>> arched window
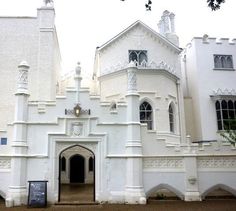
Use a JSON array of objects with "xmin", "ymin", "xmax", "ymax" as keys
[
  {"xmin": 214, "ymin": 55, "xmax": 233, "ymax": 69},
  {"xmin": 89, "ymin": 157, "xmax": 94, "ymax": 171},
  {"xmin": 139, "ymin": 51, "xmax": 147, "ymax": 66},
  {"xmin": 215, "ymin": 100, "xmax": 236, "ymax": 130},
  {"xmin": 169, "ymin": 104, "xmax": 174, "ymax": 133},
  {"xmin": 129, "ymin": 50, "xmax": 147, "ymax": 66},
  {"xmin": 214, "ymin": 55, "xmax": 221, "ymax": 68},
  {"xmin": 129, "ymin": 51, "xmax": 138, "ymax": 63},
  {"xmin": 61, "ymin": 156, "xmax": 66, "ymax": 171},
  {"xmin": 140, "ymin": 101, "xmax": 153, "ymax": 130}
]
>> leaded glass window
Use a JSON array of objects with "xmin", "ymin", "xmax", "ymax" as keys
[
  {"xmin": 129, "ymin": 50, "xmax": 147, "ymax": 66},
  {"xmin": 140, "ymin": 101, "xmax": 153, "ymax": 130},
  {"xmin": 215, "ymin": 100, "xmax": 236, "ymax": 130},
  {"xmin": 214, "ymin": 55, "xmax": 233, "ymax": 69},
  {"xmin": 169, "ymin": 104, "xmax": 174, "ymax": 132}
]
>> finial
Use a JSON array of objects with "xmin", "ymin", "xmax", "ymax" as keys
[
  {"xmin": 43, "ymin": 0, "xmax": 54, "ymax": 7},
  {"xmin": 203, "ymin": 34, "xmax": 209, "ymax": 42},
  {"xmin": 127, "ymin": 60, "xmax": 136, "ymax": 68},
  {"xmin": 17, "ymin": 61, "xmax": 30, "ymax": 94},
  {"xmin": 75, "ymin": 62, "xmax": 81, "ymax": 75}
]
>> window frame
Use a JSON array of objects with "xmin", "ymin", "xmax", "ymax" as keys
[
  {"xmin": 215, "ymin": 99, "xmax": 236, "ymax": 130},
  {"xmin": 213, "ymin": 54, "xmax": 234, "ymax": 70},
  {"xmin": 139, "ymin": 101, "xmax": 153, "ymax": 130},
  {"xmin": 129, "ymin": 50, "xmax": 148, "ymax": 66},
  {"xmin": 169, "ymin": 104, "xmax": 175, "ymax": 133}
]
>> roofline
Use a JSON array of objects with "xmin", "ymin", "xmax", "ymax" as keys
[
  {"xmin": 0, "ymin": 16, "xmax": 37, "ymax": 19},
  {"xmin": 97, "ymin": 20, "xmax": 181, "ymax": 53}
]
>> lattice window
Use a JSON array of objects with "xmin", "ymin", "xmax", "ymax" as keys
[
  {"xmin": 140, "ymin": 101, "xmax": 153, "ymax": 130},
  {"xmin": 214, "ymin": 55, "xmax": 233, "ymax": 69},
  {"xmin": 169, "ymin": 104, "xmax": 174, "ymax": 132},
  {"xmin": 215, "ymin": 100, "xmax": 236, "ymax": 130},
  {"xmin": 129, "ymin": 50, "xmax": 147, "ymax": 66}
]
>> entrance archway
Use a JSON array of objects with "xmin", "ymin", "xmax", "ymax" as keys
[
  {"xmin": 70, "ymin": 154, "xmax": 85, "ymax": 183},
  {"xmin": 58, "ymin": 145, "xmax": 95, "ymax": 203}
]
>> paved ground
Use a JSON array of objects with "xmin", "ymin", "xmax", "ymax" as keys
[
  {"xmin": 60, "ymin": 184, "xmax": 94, "ymax": 203},
  {"xmin": 1, "ymin": 184, "xmax": 236, "ymax": 210},
  {"xmin": 0, "ymin": 200, "xmax": 236, "ymax": 211}
]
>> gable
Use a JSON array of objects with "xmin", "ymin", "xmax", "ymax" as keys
[
  {"xmin": 98, "ymin": 21, "xmax": 181, "ymax": 53},
  {"xmin": 94, "ymin": 21, "xmax": 181, "ymax": 77}
]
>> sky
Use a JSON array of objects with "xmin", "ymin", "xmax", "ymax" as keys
[{"xmin": 0, "ymin": 0, "xmax": 236, "ymax": 80}]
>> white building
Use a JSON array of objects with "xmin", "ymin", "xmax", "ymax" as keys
[{"xmin": 0, "ymin": 2, "xmax": 235, "ymax": 207}]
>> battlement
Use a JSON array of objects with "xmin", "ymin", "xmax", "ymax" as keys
[{"xmin": 192, "ymin": 35, "xmax": 236, "ymax": 45}]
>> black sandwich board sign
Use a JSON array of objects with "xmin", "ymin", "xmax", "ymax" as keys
[{"xmin": 28, "ymin": 181, "xmax": 48, "ymax": 207}]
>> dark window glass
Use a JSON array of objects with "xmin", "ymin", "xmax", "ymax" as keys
[
  {"xmin": 0, "ymin": 138, "xmax": 7, "ymax": 145},
  {"xmin": 129, "ymin": 50, "xmax": 147, "ymax": 66},
  {"xmin": 215, "ymin": 100, "xmax": 236, "ymax": 130},
  {"xmin": 221, "ymin": 100, "xmax": 227, "ymax": 109},
  {"xmin": 214, "ymin": 55, "xmax": 233, "ymax": 69},
  {"xmin": 215, "ymin": 101, "xmax": 220, "ymax": 110},
  {"xmin": 140, "ymin": 101, "xmax": 153, "ymax": 130},
  {"xmin": 169, "ymin": 104, "xmax": 174, "ymax": 132},
  {"xmin": 89, "ymin": 157, "xmax": 94, "ymax": 171},
  {"xmin": 61, "ymin": 156, "xmax": 66, "ymax": 171}
]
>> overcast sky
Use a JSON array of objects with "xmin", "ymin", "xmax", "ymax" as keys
[{"xmin": 1, "ymin": 0, "xmax": 236, "ymax": 80}]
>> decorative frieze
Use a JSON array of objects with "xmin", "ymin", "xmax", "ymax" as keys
[
  {"xmin": 143, "ymin": 157, "xmax": 183, "ymax": 169},
  {"xmin": 0, "ymin": 158, "xmax": 11, "ymax": 169},
  {"xmin": 197, "ymin": 157, "xmax": 236, "ymax": 168}
]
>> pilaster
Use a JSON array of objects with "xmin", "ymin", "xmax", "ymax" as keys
[
  {"xmin": 176, "ymin": 79, "xmax": 187, "ymax": 144},
  {"xmin": 184, "ymin": 156, "xmax": 201, "ymax": 201},
  {"xmin": 6, "ymin": 62, "xmax": 30, "ymax": 207},
  {"xmin": 37, "ymin": 4, "xmax": 56, "ymax": 101},
  {"xmin": 125, "ymin": 62, "xmax": 146, "ymax": 204}
]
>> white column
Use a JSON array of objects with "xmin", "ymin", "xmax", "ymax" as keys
[
  {"xmin": 74, "ymin": 62, "xmax": 82, "ymax": 103},
  {"xmin": 125, "ymin": 62, "xmax": 146, "ymax": 204},
  {"xmin": 6, "ymin": 61, "xmax": 30, "ymax": 207}
]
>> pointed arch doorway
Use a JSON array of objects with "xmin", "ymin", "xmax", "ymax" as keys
[{"xmin": 58, "ymin": 145, "xmax": 95, "ymax": 203}]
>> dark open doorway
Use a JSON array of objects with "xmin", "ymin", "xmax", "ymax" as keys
[
  {"xmin": 58, "ymin": 145, "xmax": 95, "ymax": 203},
  {"xmin": 70, "ymin": 154, "xmax": 85, "ymax": 183}
]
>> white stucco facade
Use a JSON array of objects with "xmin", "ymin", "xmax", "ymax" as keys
[{"xmin": 0, "ymin": 4, "xmax": 235, "ymax": 207}]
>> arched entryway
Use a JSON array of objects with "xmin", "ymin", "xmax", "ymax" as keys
[{"xmin": 58, "ymin": 145, "xmax": 95, "ymax": 203}]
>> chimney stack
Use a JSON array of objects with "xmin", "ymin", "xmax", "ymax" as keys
[{"xmin": 158, "ymin": 10, "xmax": 179, "ymax": 46}]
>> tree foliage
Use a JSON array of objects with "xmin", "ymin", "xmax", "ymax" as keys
[
  {"xmin": 207, "ymin": 0, "xmax": 225, "ymax": 10},
  {"xmin": 120, "ymin": 0, "xmax": 226, "ymax": 11},
  {"xmin": 220, "ymin": 120, "xmax": 236, "ymax": 146}
]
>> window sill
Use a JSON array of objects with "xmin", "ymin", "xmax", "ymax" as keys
[{"xmin": 213, "ymin": 68, "xmax": 235, "ymax": 71}]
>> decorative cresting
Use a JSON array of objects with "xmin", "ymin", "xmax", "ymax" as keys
[
  {"xmin": 197, "ymin": 157, "xmax": 236, "ymax": 168},
  {"xmin": 127, "ymin": 61, "xmax": 137, "ymax": 92},
  {"xmin": 17, "ymin": 61, "xmax": 30, "ymax": 94},
  {"xmin": 211, "ymin": 88, "xmax": 236, "ymax": 96},
  {"xmin": 144, "ymin": 157, "xmax": 184, "ymax": 169},
  {"xmin": 102, "ymin": 60, "xmax": 176, "ymax": 76}
]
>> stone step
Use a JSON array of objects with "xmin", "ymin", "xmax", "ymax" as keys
[{"xmin": 55, "ymin": 201, "xmax": 99, "ymax": 206}]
